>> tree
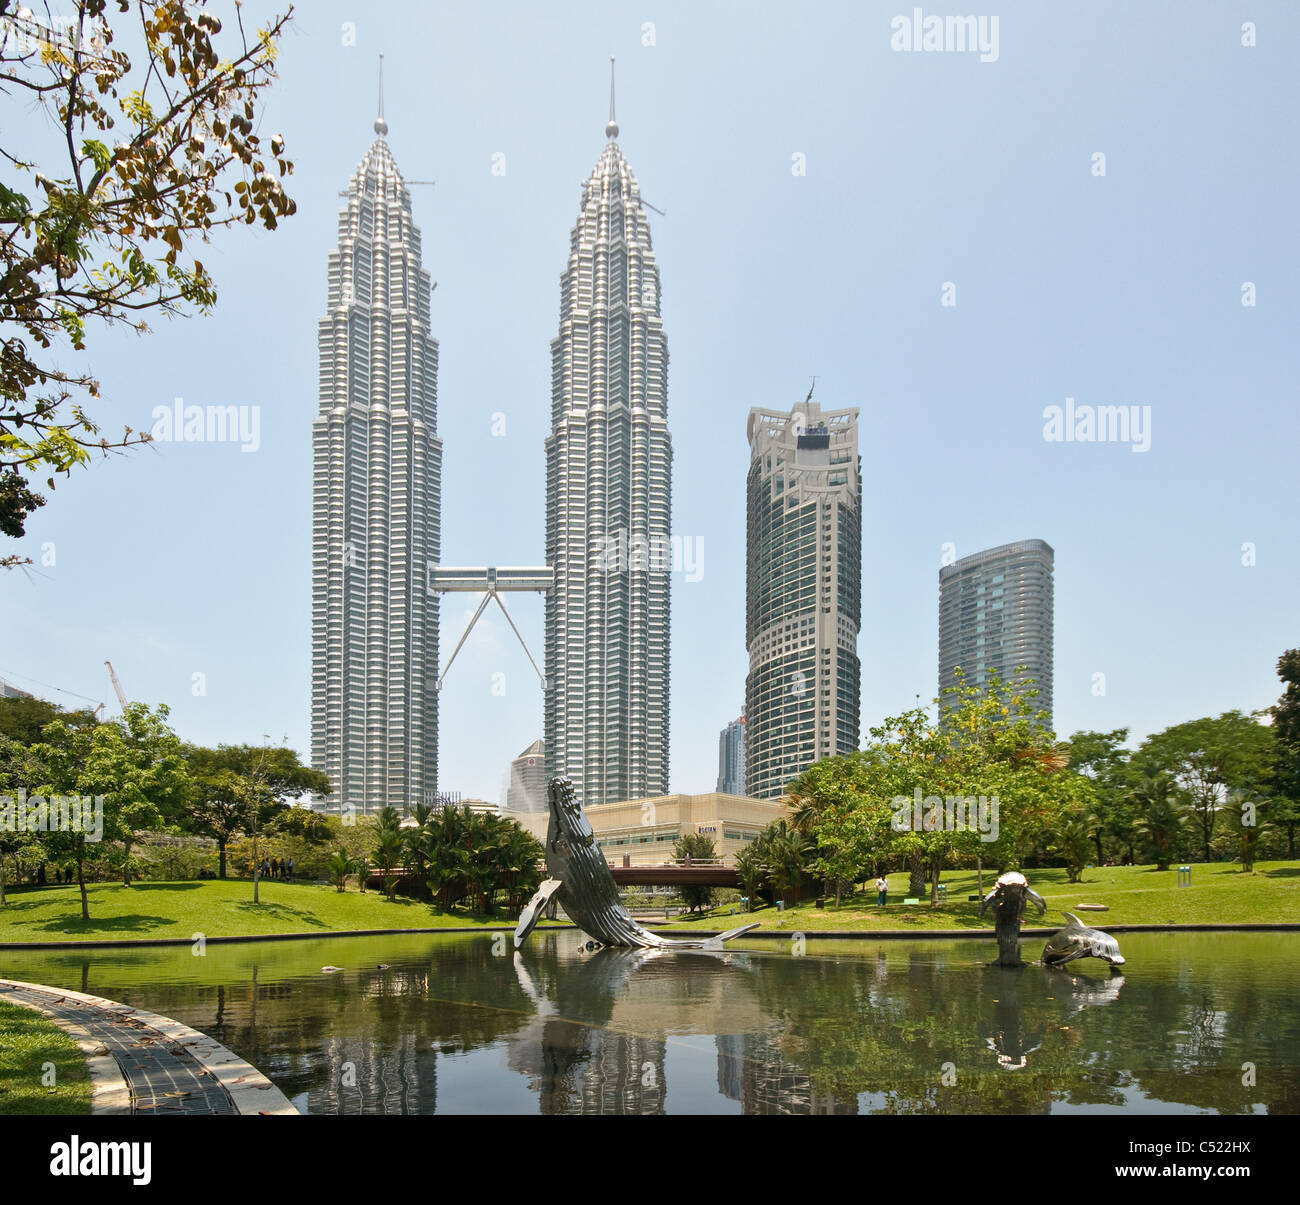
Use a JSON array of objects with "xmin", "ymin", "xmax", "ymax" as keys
[
  {"xmin": 0, "ymin": 0, "xmax": 296, "ymax": 556},
  {"xmin": 672, "ymin": 832, "xmax": 718, "ymax": 914},
  {"xmin": 0, "ymin": 694, "xmax": 97, "ymax": 743},
  {"xmin": 1223, "ymin": 787, "xmax": 1272, "ymax": 873},
  {"xmin": 811, "ymin": 799, "xmax": 883, "ymax": 907},
  {"xmin": 1269, "ymin": 649, "xmax": 1300, "ymax": 857},
  {"xmin": 1046, "ymin": 808, "xmax": 1096, "ymax": 883},
  {"xmin": 733, "ymin": 843, "xmax": 764, "ymax": 911},
  {"xmin": 750, "ymin": 819, "xmax": 816, "ymax": 906},
  {"xmin": 182, "ymin": 743, "xmax": 328, "ymax": 880},
  {"xmin": 1140, "ymin": 712, "xmax": 1276, "ymax": 862},
  {"xmin": 326, "ymin": 848, "xmax": 352, "ymax": 892},
  {"xmin": 1130, "ymin": 763, "xmax": 1191, "ymax": 871},
  {"xmin": 402, "ymin": 802, "xmax": 436, "ymax": 899},
  {"xmin": 371, "ymin": 806, "xmax": 404, "ymax": 900},
  {"xmin": 0, "ymin": 729, "xmax": 50, "ymax": 903},
  {"xmin": 86, "ymin": 702, "xmax": 189, "ymax": 883},
  {"xmin": 1065, "ymin": 728, "xmax": 1135, "ymax": 863},
  {"xmin": 32, "ymin": 702, "xmax": 188, "ymax": 915}
]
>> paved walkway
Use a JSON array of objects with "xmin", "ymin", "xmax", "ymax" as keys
[{"xmin": 0, "ymin": 980, "xmax": 297, "ymax": 1115}]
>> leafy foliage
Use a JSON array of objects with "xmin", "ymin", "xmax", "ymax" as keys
[{"xmin": 0, "ymin": 0, "xmax": 296, "ymax": 555}]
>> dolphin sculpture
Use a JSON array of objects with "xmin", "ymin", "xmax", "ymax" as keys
[
  {"xmin": 1041, "ymin": 912, "xmax": 1126, "ymax": 968},
  {"xmin": 514, "ymin": 776, "xmax": 760, "ymax": 950},
  {"xmin": 979, "ymin": 871, "xmax": 1047, "ymax": 967}
]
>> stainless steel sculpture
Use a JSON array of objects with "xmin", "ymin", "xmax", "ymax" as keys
[
  {"xmin": 1042, "ymin": 912, "xmax": 1126, "ymax": 967},
  {"xmin": 514, "ymin": 777, "xmax": 759, "ymax": 950},
  {"xmin": 979, "ymin": 871, "xmax": 1047, "ymax": 967}
]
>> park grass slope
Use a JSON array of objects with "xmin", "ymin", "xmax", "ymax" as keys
[
  {"xmin": 661, "ymin": 861, "xmax": 1300, "ymax": 933},
  {"xmin": 0, "ymin": 879, "xmax": 548, "ymax": 945},
  {"xmin": 0, "ymin": 864, "xmax": 1294, "ymax": 946}
]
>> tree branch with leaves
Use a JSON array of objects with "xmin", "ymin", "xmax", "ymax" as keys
[{"xmin": 0, "ymin": 0, "xmax": 296, "ymax": 558}]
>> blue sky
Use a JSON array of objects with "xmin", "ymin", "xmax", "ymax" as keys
[{"xmin": 3, "ymin": 1, "xmax": 1297, "ymax": 803}]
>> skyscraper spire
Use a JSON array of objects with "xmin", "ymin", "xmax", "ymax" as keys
[
  {"xmin": 546, "ymin": 84, "xmax": 671, "ymax": 808},
  {"xmin": 374, "ymin": 52, "xmax": 388, "ymax": 137},
  {"xmin": 313, "ymin": 86, "xmax": 442, "ymax": 818},
  {"xmin": 605, "ymin": 56, "xmax": 619, "ymax": 139}
]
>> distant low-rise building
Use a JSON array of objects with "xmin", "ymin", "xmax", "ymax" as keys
[{"xmin": 513, "ymin": 791, "xmax": 788, "ymax": 868}]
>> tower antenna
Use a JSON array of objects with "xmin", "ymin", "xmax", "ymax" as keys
[
  {"xmin": 375, "ymin": 53, "xmax": 388, "ymax": 136},
  {"xmin": 605, "ymin": 56, "xmax": 619, "ymax": 139}
]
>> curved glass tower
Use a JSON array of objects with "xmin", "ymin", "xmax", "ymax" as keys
[
  {"xmin": 544, "ymin": 79, "xmax": 672, "ymax": 807},
  {"xmin": 938, "ymin": 539, "xmax": 1054, "ymax": 724},
  {"xmin": 745, "ymin": 401, "xmax": 861, "ymax": 800},
  {"xmin": 311, "ymin": 100, "xmax": 442, "ymax": 815}
]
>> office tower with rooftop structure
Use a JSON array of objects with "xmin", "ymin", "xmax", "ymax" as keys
[
  {"xmin": 938, "ymin": 538, "xmax": 1055, "ymax": 725},
  {"xmin": 744, "ymin": 398, "xmax": 862, "ymax": 801},
  {"xmin": 716, "ymin": 715, "xmax": 747, "ymax": 796},
  {"xmin": 311, "ymin": 66, "xmax": 442, "ymax": 816},
  {"xmin": 544, "ymin": 63, "xmax": 672, "ymax": 808},
  {"xmin": 505, "ymin": 738, "xmax": 547, "ymax": 814}
]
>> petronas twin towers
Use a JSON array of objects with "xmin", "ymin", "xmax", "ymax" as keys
[{"xmin": 311, "ymin": 70, "xmax": 670, "ymax": 814}]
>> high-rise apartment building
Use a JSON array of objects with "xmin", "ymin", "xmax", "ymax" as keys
[
  {"xmin": 311, "ymin": 100, "xmax": 442, "ymax": 815},
  {"xmin": 716, "ymin": 715, "xmax": 747, "ymax": 796},
  {"xmin": 745, "ymin": 401, "xmax": 861, "ymax": 800},
  {"xmin": 937, "ymin": 539, "xmax": 1054, "ymax": 723},
  {"xmin": 544, "ymin": 80, "xmax": 672, "ymax": 807}
]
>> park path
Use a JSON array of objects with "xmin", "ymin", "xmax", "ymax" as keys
[{"xmin": 0, "ymin": 979, "xmax": 297, "ymax": 1116}]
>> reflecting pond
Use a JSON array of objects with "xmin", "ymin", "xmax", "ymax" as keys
[{"xmin": 3, "ymin": 931, "xmax": 1297, "ymax": 1114}]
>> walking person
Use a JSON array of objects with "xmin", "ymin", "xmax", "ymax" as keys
[{"xmin": 875, "ymin": 875, "xmax": 888, "ymax": 907}]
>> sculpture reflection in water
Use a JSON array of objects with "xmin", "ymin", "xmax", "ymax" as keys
[
  {"xmin": 514, "ymin": 776, "xmax": 759, "ymax": 950},
  {"xmin": 980, "ymin": 965, "xmax": 1125, "ymax": 1071}
]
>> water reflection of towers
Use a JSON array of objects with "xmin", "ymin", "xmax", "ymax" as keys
[
  {"xmin": 311, "ymin": 1033, "xmax": 438, "ymax": 1115},
  {"xmin": 716, "ymin": 1031, "xmax": 857, "ymax": 1114}
]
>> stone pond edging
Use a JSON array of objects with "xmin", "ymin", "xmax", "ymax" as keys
[{"xmin": 0, "ymin": 979, "xmax": 298, "ymax": 1115}]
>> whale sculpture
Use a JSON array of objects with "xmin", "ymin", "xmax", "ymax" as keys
[
  {"xmin": 1041, "ymin": 912, "xmax": 1126, "ymax": 967},
  {"xmin": 979, "ymin": 871, "xmax": 1047, "ymax": 967},
  {"xmin": 514, "ymin": 776, "xmax": 760, "ymax": 950}
]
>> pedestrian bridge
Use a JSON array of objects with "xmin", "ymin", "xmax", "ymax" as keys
[{"xmin": 609, "ymin": 863, "xmax": 739, "ymax": 889}]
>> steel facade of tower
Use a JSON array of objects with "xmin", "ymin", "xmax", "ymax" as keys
[
  {"xmin": 544, "ymin": 107, "xmax": 672, "ymax": 808},
  {"xmin": 311, "ymin": 114, "xmax": 442, "ymax": 816},
  {"xmin": 745, "ymin": 402, "xmax": 862, "ymax": 800},
  {"xmin": 937, "ymin": 539, "xmax": 1055, "ymax": 724}
]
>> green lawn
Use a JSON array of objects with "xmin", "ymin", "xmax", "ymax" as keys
[
  {"xmin": 0, "ymin": 879, "xmax": 557, "ymax": 945},
  {"xmin": 660, "ymin": 861, "xmax": 1300, "ymax": 933},
  {"xmin": 0, "ymin": 999, "xmax": 93, "ymax": 1114}
]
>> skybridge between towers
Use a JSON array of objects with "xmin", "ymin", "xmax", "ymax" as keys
[{"xmin": 428, "ymin": 565, "xmax": 553, "ymax": 692}]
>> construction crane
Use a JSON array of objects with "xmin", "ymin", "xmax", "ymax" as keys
[{"xmin": 104, "ymin": 661, "xmax": 129, "ymax": 710}]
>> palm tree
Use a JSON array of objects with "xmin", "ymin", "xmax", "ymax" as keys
[
  {"xmin": 1047, "ymin": 808, "xmax": 1097, "ymax": 883},
  {"xmin": 326, "ymin": 849, "xmax": 352, "ymax": 893},
  {"xmin": 734, "ymin": 843, "xmax": 764, "ymax": 911},
  {"xmin": 372, "ymin": 806, "xmax": 404, "ymax": 899},
  {"xmin": 757, "ymin": 819, "xmax": 815, "ymax": 906},
  {"xmin": 1132, "ymin": 766, "xmax": 1191, "ymax": 870},
  {"xmin": 403, "ymin": 803, "xmax": 435, "ymax": 899}
]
